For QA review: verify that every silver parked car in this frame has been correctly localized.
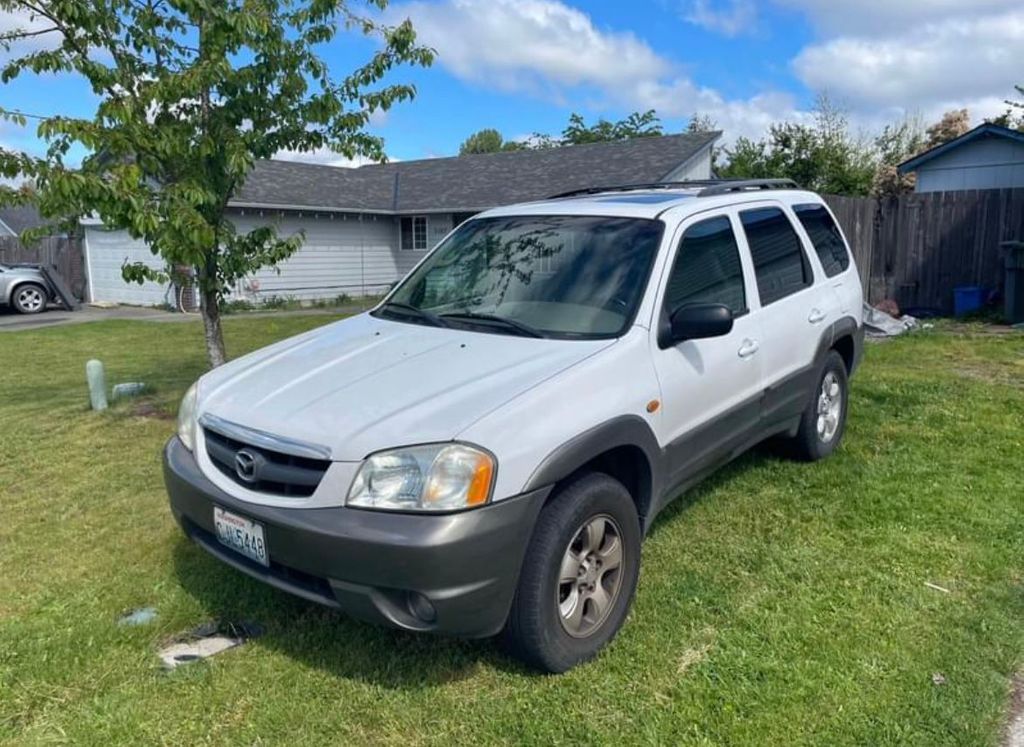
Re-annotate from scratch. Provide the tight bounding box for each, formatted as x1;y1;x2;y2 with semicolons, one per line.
0;263;54;314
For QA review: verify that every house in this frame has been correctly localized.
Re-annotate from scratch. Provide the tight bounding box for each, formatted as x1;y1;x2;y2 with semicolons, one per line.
82;131;720;305
898;123;1024;193
0;205;49;238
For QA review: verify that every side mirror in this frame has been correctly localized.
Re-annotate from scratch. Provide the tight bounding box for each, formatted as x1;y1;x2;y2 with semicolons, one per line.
660;303;733;347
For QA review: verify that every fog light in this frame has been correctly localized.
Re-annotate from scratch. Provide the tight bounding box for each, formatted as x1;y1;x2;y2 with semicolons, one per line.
407;592;436;624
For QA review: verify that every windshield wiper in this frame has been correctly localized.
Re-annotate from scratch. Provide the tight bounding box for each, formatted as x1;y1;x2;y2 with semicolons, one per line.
378;301;449;328
440;311;548;338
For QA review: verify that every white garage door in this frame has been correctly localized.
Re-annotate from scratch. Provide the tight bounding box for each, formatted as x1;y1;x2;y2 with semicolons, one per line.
84;227;168;305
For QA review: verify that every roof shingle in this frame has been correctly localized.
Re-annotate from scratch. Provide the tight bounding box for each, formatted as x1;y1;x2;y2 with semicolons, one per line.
233;132;720;213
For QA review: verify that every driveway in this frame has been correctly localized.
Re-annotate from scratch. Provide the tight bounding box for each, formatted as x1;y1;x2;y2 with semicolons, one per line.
0;305;185;331
0;303;370;331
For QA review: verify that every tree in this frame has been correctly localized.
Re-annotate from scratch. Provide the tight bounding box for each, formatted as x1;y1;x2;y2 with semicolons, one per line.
987;84;1024;131
871;117;926;196
925;108;970;148
0;0;432;368
686;112;718;134
458;128;523;155
560;110;663;145
719;96;874;195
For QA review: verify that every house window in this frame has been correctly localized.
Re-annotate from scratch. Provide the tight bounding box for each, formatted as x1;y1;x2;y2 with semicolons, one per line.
401;216;428;251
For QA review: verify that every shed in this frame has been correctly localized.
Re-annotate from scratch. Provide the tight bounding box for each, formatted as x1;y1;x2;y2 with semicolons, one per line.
898;123;1024;193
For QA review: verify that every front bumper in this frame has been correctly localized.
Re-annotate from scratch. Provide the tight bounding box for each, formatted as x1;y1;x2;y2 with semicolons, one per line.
164;437;548;637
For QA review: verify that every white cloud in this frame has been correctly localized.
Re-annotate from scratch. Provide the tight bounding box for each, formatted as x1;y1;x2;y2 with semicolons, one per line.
792;9;1024;119
0;7;60;57
388;0;806;141
272;148;383;168
776;0;1021;36
683;0;757;37
389;0;669;96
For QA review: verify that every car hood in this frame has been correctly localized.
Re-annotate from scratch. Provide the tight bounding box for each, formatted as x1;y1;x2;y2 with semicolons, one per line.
198;312;614;460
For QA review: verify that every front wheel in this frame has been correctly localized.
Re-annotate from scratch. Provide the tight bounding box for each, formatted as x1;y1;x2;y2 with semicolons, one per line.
11;283;48;314
788;350;849;461
501;472;641;673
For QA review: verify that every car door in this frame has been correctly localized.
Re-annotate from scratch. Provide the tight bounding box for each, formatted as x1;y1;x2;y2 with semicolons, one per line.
735;202;838;430
650;212;763;492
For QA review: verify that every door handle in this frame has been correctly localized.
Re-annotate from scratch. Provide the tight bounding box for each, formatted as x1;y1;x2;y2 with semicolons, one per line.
737;339;759;358
808;308;827;324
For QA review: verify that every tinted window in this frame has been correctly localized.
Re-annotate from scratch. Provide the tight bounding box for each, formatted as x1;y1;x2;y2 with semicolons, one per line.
382;215;663;338
664;216;746;315
740;207;812;306
794;203;850;277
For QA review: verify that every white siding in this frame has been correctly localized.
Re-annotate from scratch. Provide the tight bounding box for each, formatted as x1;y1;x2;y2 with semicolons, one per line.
83;211;453;305
230;212;410;301
84;226;168;305
915;138;1024;192
661;145;715;181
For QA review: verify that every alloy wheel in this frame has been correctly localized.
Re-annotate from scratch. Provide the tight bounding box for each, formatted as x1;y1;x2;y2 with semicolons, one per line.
816;371;842;443
556;514;625;638
16;286;44;312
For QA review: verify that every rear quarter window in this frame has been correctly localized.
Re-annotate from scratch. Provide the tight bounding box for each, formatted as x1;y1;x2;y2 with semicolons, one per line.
793;203;851;278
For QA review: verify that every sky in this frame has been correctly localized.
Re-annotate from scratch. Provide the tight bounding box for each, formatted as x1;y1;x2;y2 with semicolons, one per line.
0;0;1022;168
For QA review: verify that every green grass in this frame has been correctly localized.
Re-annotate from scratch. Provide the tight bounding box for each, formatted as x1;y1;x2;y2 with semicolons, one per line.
1;317;1022;745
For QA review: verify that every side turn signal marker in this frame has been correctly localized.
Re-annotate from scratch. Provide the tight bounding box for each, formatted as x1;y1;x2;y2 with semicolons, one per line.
646;399;660;413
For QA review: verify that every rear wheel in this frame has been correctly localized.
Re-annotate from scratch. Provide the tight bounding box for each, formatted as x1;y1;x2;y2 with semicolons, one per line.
501;472;641;673
11;283;47;314
788;350;849;461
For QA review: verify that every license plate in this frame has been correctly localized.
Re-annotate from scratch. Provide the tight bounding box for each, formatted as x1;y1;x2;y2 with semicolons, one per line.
213;507;269;567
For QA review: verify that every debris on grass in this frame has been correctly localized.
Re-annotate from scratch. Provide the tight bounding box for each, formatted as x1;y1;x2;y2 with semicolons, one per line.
932;673;948;686
118;607;158;626
864;303;920;338
158;620;263;669
924;581;951;594
111;382;147;400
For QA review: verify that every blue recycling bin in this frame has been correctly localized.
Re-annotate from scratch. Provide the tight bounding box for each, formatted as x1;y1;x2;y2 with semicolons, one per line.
953;286;986;317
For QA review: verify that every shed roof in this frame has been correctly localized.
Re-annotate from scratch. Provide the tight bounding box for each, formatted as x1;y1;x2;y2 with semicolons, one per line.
898;123;1024;174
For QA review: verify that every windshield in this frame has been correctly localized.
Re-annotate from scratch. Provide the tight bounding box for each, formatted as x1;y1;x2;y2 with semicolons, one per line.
378;215;664;339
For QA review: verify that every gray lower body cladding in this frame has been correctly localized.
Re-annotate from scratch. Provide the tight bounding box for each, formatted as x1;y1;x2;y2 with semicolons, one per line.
163;437;549;637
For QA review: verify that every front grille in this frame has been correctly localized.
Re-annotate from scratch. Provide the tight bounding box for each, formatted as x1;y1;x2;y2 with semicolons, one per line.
204;427;330;497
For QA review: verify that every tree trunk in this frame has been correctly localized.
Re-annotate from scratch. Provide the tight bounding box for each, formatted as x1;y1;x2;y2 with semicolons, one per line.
201;287;227;368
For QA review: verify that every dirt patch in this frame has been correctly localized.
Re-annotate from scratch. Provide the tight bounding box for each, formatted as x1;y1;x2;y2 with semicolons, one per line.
129;400;174;420
1004;674;1024;747
952;364;1024;390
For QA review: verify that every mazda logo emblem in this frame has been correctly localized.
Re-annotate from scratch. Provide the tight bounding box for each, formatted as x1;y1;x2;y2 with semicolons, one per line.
234;449;259;482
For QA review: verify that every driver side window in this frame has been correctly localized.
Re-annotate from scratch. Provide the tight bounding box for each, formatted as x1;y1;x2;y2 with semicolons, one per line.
664;215;747;316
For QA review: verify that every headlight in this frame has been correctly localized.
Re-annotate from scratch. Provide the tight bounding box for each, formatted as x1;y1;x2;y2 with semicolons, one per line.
177;382;199;452
347;443;495;512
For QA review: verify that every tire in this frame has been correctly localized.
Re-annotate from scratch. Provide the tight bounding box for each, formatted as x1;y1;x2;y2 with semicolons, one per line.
11;283;48;315
501;472;641;673
788;350;849;461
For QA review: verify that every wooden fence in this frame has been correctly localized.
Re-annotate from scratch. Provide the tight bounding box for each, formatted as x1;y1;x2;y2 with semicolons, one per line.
0;235;86;300
823;189;1024;313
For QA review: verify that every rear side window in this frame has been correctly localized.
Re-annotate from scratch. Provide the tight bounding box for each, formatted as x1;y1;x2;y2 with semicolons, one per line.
740;207;812;307
794;203;850;277
664;216;746;315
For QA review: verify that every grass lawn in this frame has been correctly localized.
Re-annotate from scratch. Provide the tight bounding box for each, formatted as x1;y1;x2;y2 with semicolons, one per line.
1;315;1023;745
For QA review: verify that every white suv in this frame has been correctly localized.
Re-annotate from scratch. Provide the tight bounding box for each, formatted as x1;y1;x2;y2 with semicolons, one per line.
165;179;863;672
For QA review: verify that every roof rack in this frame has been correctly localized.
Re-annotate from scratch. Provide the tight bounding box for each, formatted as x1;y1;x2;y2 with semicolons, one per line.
695;178;798;196
548;178;799;200
547;181;721;200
